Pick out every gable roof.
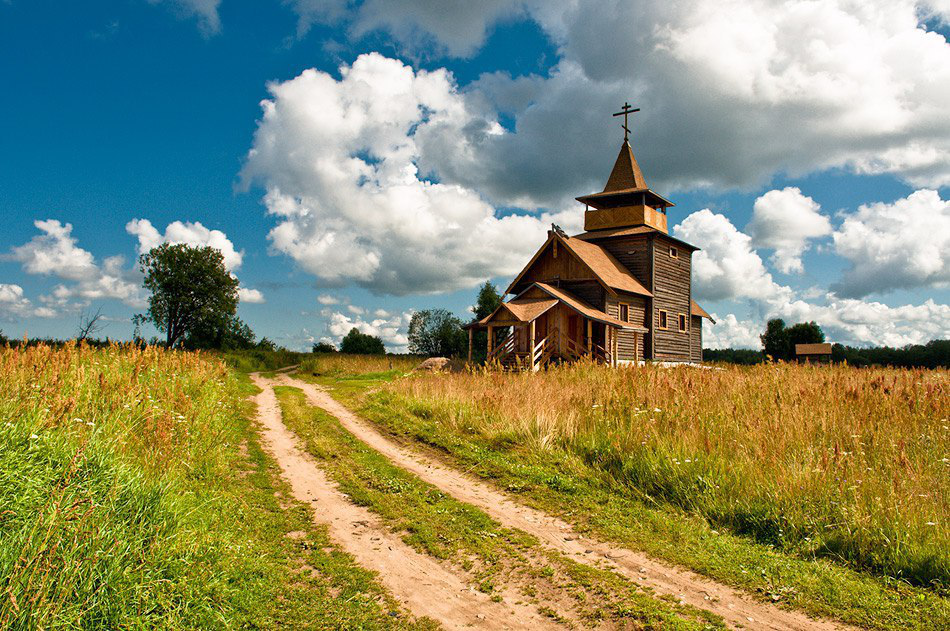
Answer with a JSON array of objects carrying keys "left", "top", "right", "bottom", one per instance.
[
  {"left": 505, "top": 232, "right": 652, "bottom": 297},
  {"left": 690, "top": 300, "right": 715, "bottom": 323},
  {"left": 575, "top": 225, "right": 699, "bottom": 251},
  {"left": 531, "top": 283, "right": 647, "bottom": 331},
  {"left": 483, "top": 297, "right": 558, "bottom": 325}
]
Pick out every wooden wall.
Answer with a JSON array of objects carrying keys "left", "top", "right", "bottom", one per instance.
[
  {"left": 593, "top": 235, "right": 652, "bottom": 285},
  {"left": 561, "top": 281, "right": 605, "bottom": 310},
  {"left": 651, "top": 236, "right": 692, "bottom": 361},
  {"left": 511, "top": 240, "right": 601, "bottom": 296},
  {"left": 690, "top": 315, "right": 703, "bottom": 363},
  {"left": 588, "top": 235, "right": 653, "bottom": 359},
  {"left": 605, "top": 295, "right": 646, "bottom": 361}
]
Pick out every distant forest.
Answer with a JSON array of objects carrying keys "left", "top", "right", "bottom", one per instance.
[{"left": 705, "top": 339, "right": 950, "bottom": 369}]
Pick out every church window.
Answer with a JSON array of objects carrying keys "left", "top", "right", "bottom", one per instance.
[
  {"left": 669, "top": 246, "right": 678, "bottom": 258},
  {"left": 619, "top": 304, "right": 629, "bottom": 322},
  {"left": 658, "top": 310, "right": 668, "bottom": 329},
  {"left": 678, "top": 314, "right": 687, "bottom": 332}
]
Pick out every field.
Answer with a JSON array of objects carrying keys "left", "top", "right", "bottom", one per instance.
[
  {"left": 311, "top": 359, "right": 949, "bottom": 629},
  {"left": 3, "top": 344, "right": 947, "bottom": 630},
  {"left": 0, "top": 344, "right": 426, "bottom": 629}
]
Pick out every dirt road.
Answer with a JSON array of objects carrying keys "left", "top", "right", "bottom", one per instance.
[
  {"left": 279, "top": 373, "right": 853, "bottom": 631},
  {"left": 251, "top": 374, "right": 559, "bottom": 630}
]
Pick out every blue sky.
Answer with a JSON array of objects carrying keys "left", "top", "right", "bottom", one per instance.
[{"left": 1, "top": 0, "right": 948, "bottom": 350}]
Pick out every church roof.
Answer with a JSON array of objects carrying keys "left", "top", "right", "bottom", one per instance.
[
  {"left": 534, "top": 283, "right": 646, "bottom": 330},
  {"left": 604, "top": 141, "right": 646, "bottom": 191},
  {"left": 474, "top": 282, "right": 643, "bottom": 330},
  {"left": 505, "top": 232, "right": 652, "bottom": 298},
  {"left": 691, "top": 300, "right": 715, "bottom": 322},
  {"left": 574, "top": 225, "right": 700, "bottom": 251},
  {"left": 486, "top": 297, "right": 558, "bottom": 324},
  {"left": 559, "top": 235, "right": 652, "bottom": 296},
  {"left": 575, "top": 142, "right": 674, "bottom": 210}
]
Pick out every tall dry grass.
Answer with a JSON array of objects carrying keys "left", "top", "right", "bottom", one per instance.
[
  {"left": 0, "top": 342, "right": 245, "bottom": 628},
  {"left": 300, "top": 353, "right": 420, "bottom": 377},
  {"left": 386, "top": 361, "right": 949, "bottom": 587}
]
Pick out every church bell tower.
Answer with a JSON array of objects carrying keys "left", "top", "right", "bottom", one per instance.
[{"left": 575, "top": 103, "right": 674, "bottom": 234}]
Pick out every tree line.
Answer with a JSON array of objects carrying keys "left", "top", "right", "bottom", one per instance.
[{"left": 706, "top": 317, "right": 949, "bottom": 368}]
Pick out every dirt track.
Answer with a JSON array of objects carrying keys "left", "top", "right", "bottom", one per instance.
[
  {"left": 251, "top": 374, "right": 559, "bottom": 630},
  {"left": 279, "top": 373, "right": 854, "bottom": 631}
]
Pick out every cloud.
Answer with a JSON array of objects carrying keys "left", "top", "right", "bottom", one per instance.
[
  {"left": 0, "top": 284, "right": 55, "bottom": 321},
  {"left": 317, "top": 293, "right": 341, "bottom": 305},
  {"left": 238, "top": 287, "right": 266, "bottom": 303},
  {"left": 288, "top": 0, "right": 522, "bottom": 56},
  {"left": 702, "top": 313, "right": 762, "bottom": 349},
  {"left": 149, "top": 0, "right": 221, "bottom": 35},
  {"left": 126, "top": 218, "right": 244, "bottom": 271},
  {"left": 832, "top": 189, "right": 950, "bottom": 297},
  {"left": 7, "top": 220, "right": 141, "bottom": 310},
  {"left": 675, "top": 203, "right": 950, "bottom": 348},
  {"left": 9, "top": 219, "right": 97, "bottom": 280},
  {"left": 672, "top": 209, "right": 788, "bottom": 303},
  {"left": 327, "top": 1, "right": 950, "bottom": 205},
  {"left": 242, "top": 54, "right": 567, "bottom": 295},
  {"left": 324, "top": 308, "right": 411, "bottom": 351},
  {"left": 710, "top": 296, "right": 950, "bottom": 349},
  {"left": 746, "top": 187, "right": 831, "bottom": 274}
]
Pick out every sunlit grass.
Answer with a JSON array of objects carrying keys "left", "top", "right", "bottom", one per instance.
[
  {"left": 0, "top": 343, "right": 426, "bottom": 629},
  {"left": 383, "top": 361, "right": 949, "bottom": 588}
]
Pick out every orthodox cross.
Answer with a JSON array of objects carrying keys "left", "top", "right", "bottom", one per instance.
[{"left": 613, "top": 102, "right": 640, "bottom": 142}]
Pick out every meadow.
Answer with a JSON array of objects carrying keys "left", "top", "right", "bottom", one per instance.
[
  {"left": 0, "top": 343, "right": 426, "bottom": 629},
  {"left": 306, "top": 358, "right": 949, "bottom": 629},
  {"left": 378, "top": 362, "right": 948, "bottom": 585}
]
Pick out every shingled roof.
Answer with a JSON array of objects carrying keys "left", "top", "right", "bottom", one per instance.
[{"left": 506, "top": 232, "right": 652, "bottom": 298}]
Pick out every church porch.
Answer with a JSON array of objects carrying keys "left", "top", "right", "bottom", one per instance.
[{"left": 467, "top": 285, "right": 646, "bottom": 370}]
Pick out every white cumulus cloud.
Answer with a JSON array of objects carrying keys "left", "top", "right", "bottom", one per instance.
[
  {"left": 242, "top": 53, "right": 565, "bottom": 295},
  {"left": 673, "top": 209, "right": 788, "bottom": 304},
  {"left": 747, "top": 187, "right": 831, "bottom": 274},
  {"left": 126, "top": 218, "right": 244, "bottom": 271},
  {"left": 238, "top": 287, "right": 266, "bottom": 303},
  {"left": 7, "top": 220, "right": 141, "bottom": 310},
  {"left": 832, "top": 189, "right": 950, "bottom": 297},
  {"left": 318, "top": 1, "right": 950, "bottom": 205}
]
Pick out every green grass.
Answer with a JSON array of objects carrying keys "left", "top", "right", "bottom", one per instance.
[
  {"left": 0, "top": 344, "right": 429, "bottom": 629},
  {"left": 300, "top": 370, "right": 950, "bottom": 631},
  {"left": 274, "top": 384, "right": 724, "bottom": 630}
]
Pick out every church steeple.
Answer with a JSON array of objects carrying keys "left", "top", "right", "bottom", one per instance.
[
  {"left": 576, "top": 103, "right": 674, "bottom": 234},
  {"left": 603, "top": 141, "right": 646, "bottom": 192}
]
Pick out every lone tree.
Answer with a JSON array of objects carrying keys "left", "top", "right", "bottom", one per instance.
[
  {"left": 312, "top": 340, "right": 337, "bottom": 353},
  {"left": 407, "top": 309, "right": 466, "bottom": 357},
  {"left": 470, "top": 281, "right": 502, "bottom": 363},
  {"left": 339, "top": 327, "right": 385, "bottom": 355},
  {"left": 139, "top": 243, "right": 239, "bottom": 348},
  {"left": 760, "top": 318, "right": 824, "bottom": 360}
]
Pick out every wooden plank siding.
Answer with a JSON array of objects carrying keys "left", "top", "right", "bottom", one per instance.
[
  {"left": 510, "top": 240, "right": 604, "bottom": 296},
  {"left": 561, "top": 281, "right": 606, "bottom": 312},
  {"left": 690, "top": 315, "right": 703, "bottom": 363},
  {"left": 651, "top": 236, "right": 692, "bottom": 361},
  {"left": 605, "top": 295, "right": 647, "bottom": 361},
  {"left": 585, "top": 234, "right": 654, "bottom": 359}
]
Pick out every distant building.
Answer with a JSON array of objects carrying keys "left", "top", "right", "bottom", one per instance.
[
  {"left": 795, "top": 343, "right": 832, "bottom": 363},
  {"left": 467, "top": 104, "right": 713, "bottom": 369}
]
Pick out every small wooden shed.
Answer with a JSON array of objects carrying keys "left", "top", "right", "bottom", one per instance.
[{"left": 795, "top": 343, "right": 832, "bottom": 363}]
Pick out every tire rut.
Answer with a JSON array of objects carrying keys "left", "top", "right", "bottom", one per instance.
[
  {"left": 250, "top": 374, "right": 561, "bottom": 630},
  {"left": 281, "top": 374, "right": 857, "bottom": 631}
]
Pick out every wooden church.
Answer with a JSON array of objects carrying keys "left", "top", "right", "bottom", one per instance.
[{"left": 468, "top": 105, "right": 714, "bottom": 368}]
